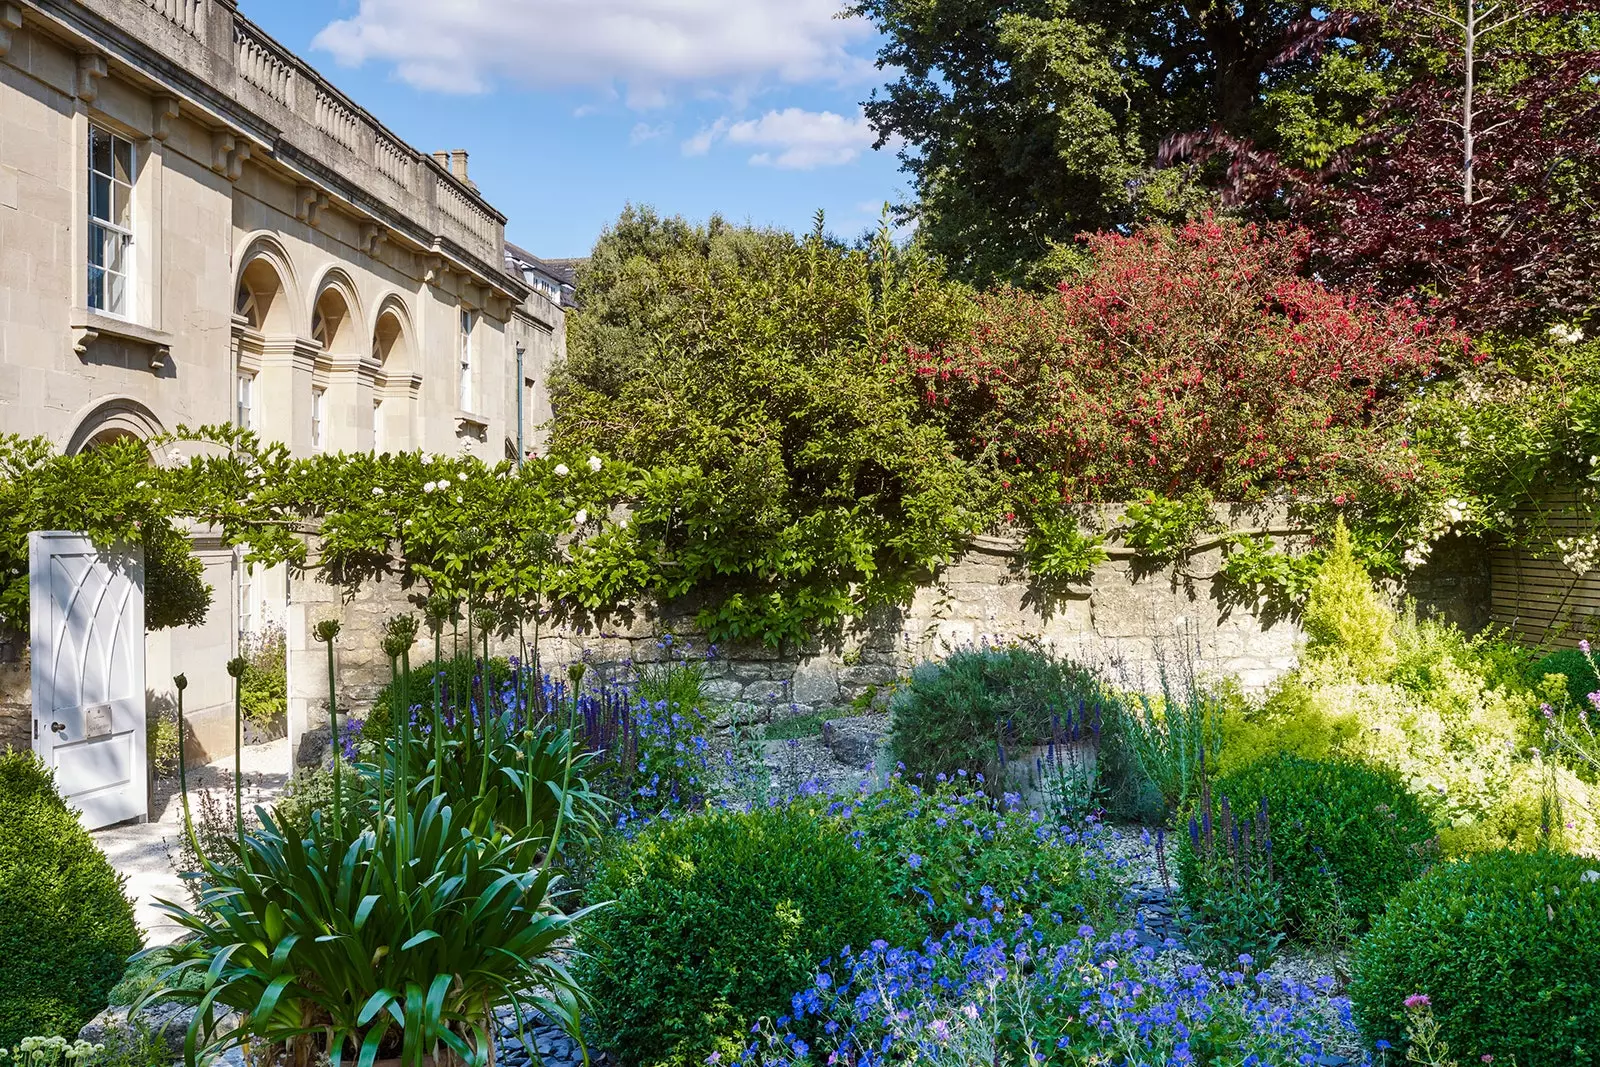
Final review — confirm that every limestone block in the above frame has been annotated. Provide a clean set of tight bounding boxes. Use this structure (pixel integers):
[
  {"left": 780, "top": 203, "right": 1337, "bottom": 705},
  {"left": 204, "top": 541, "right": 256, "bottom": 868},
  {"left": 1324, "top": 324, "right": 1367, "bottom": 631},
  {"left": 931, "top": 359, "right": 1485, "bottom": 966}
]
[{"left": 792, "top": 657, "right": 841, "bottom": 707}]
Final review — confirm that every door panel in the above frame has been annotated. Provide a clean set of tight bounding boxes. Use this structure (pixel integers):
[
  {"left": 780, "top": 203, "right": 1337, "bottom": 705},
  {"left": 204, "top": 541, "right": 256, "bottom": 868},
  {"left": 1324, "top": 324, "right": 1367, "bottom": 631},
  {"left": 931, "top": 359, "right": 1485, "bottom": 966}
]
[{"left": 29, "top": 532, "right": 148, "bottom": 829}]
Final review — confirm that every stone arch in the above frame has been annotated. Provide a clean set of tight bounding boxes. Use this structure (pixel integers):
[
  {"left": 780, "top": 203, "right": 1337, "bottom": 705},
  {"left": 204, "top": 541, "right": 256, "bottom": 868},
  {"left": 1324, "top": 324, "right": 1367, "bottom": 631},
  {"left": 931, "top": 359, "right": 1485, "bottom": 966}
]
[
  {"left": 369, "top": 294, "right": 418, "bottom": 452},
  {"left": 369, "top": 294, "right": 416, "bottom": 376},
  {"left": 309, "top": 268, "right": 365, "bottom": 359},
  {"left": 65, "top": 396, "right": 166, "bottom": 455},
  {"left": 233, "top": 233, "right": 304, "bottom": 336}
]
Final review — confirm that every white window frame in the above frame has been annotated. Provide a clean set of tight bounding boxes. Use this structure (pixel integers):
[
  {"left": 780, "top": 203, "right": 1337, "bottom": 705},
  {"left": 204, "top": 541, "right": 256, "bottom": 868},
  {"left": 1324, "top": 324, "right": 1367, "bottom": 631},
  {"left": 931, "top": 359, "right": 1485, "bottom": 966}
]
[
  {"left": 458, "top": 308, "right": 476, "bottom": 412},
  {"left": 87, "top": 124, "right": 136, "bottom": 319},
  {"left": 236, "top": 374, "right": 254, "bottom": 431},
  {"left": 312, "top": 387, "right": 326, "bottom": 451}
]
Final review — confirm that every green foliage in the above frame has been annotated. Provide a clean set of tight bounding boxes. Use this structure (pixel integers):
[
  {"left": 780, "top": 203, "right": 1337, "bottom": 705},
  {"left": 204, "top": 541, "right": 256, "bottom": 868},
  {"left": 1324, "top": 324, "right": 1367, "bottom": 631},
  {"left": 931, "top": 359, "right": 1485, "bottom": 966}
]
[
  {"left": 632, "top": 652, "right": 716, "bottom": 720},
  {"left": 1182, "top": 756, "right": 1435, "bottom": 946},
  {"left": 0, "top": 752, "right": 142, "bottom": 1047},
  {"left": 763, "top": 711, "right": 829, "bottom": 741},
  {"left": 550, "top": 209, "right": 986, "bottom": 646},
  {"left": 268, "top": 766, "right": 361, "bottom": 844},
  {"left": 0, "top": 435, "right": 211, "bottom": 633},
  {"left": 145, "top": 708, "right": 180, "bottom": 780},
  {"left": 825, "top": 777, "right": 1118, "bottom": 937},
  {"left": 237, "top": 628, "right": 286, "bottom": 728},
  {"left": 1023, "top": 515, "right": 1109, "bottom": 583},
  {"left": 1302, "top": 521, "right": 1395, "bottom": 673},
  {"left": 1109, "top": 653, "right": 1225, "bottom": 817},
  {"left": 1531, "top": 646, "right": 1600, "bottom": 711},
  {"left": 1218, "top": 535, "right": 1321, "bottom": 614},
  {"left": 576, "top": 805, "right": 916, "bottom": 1067},
  {"left": 845, "top": 0, "right": 1387, "bottom": 286},
  {"left": 888, "top": 645, "right": 1114, "bottom": 783},
  {"left": 1351, "top": 850, "right": 1600, "bottom": 1066},
  {"left": 1121, "top": 492, "right": 1219, "bottom": 564},
  {"left": 1174, "top": 780, "right": 1288, "bottom": 964},
  {"left": 1220, "top": 600, "right": 1599, "bottom": 856},
  {"left": 141, "top": 797, "right": 590, "bottom": 1067},
  {"left": 365, "top": 655, "right": 513, "bottom": 743}
]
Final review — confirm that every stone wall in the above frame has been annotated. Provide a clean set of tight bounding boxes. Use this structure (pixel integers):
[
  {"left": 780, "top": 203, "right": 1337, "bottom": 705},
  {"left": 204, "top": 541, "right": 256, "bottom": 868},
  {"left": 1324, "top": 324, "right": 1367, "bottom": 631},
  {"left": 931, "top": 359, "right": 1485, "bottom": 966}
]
[
  {"left": 283, "top": 511, "right": 1492, "bottom": 758},
  {"left": 0, "top": 628, "right": 29, "bottom": 753}
]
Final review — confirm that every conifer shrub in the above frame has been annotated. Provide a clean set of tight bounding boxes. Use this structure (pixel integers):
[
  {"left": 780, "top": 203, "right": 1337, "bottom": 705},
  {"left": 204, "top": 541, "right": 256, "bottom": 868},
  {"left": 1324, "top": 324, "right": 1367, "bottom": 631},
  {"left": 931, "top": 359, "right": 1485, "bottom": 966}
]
[
  {"left": 0, "top": 752, "right": 141, "bottom": 1046},
  {"left": 576, "top": 806, "right": 916, "bottom": 1067},
  {"left": 1351, "top": 850, "right": 1600, "bottom": 1065}
]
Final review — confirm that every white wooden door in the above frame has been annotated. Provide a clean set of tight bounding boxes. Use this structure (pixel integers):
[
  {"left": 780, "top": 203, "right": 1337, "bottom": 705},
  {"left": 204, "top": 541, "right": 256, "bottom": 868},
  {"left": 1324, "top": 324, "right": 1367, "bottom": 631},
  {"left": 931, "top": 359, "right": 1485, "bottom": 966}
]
[{"left": 29, "top": 532, "right": 148, "bottom": 829}]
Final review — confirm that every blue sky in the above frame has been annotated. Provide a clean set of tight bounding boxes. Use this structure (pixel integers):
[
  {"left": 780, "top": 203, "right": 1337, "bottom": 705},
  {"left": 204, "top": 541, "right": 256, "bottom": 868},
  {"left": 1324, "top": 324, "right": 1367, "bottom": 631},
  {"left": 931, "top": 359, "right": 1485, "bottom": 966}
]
[{"left": 242, "top": 1, "right": 913, "bottom": 259}]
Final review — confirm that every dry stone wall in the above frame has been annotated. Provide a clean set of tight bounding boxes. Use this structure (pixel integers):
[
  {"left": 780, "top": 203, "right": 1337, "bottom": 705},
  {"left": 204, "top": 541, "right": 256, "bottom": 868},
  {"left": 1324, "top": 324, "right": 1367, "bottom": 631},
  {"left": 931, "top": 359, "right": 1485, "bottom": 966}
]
[{"left": 282, "top": 513, "right": 1490, "bottom": 760}]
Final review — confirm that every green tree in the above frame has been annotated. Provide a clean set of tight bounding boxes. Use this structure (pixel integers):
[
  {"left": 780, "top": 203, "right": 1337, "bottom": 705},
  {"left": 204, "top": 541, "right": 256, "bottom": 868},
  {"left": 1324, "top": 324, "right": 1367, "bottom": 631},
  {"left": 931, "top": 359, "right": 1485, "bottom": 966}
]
[
  {"left": 551, "top": 210, "right": 986, "bottom": 645},
  {"left": 847, "top": 0, "right": 1395, "bottom": 287},
  {"left": 0, "top": 435, "right": 210, "bottom": 634}
]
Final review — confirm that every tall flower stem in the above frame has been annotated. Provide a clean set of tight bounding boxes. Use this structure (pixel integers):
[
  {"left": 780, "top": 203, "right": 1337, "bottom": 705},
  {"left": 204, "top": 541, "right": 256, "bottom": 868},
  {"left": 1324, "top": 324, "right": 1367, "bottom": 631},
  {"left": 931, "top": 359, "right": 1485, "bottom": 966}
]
[
  {"left": 314, "top": 619, "right": 343, "bottom": 833},
  {"left": 225, "top": 655, "right": 249, "bottom": 845}
]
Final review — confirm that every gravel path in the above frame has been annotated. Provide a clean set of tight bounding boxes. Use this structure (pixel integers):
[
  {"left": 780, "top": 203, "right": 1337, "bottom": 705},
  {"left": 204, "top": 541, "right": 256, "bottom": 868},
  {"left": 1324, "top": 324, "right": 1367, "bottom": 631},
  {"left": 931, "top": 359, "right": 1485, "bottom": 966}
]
[{"left": 93, "top": 739, "right": 291, "bottom": 946}]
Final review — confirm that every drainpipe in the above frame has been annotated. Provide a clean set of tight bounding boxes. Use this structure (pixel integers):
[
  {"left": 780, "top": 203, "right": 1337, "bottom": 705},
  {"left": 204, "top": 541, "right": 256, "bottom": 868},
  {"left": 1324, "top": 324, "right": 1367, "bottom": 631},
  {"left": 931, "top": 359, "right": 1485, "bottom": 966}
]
[{"left": 515, "top": 342, "right": 526, "bottom": 469}]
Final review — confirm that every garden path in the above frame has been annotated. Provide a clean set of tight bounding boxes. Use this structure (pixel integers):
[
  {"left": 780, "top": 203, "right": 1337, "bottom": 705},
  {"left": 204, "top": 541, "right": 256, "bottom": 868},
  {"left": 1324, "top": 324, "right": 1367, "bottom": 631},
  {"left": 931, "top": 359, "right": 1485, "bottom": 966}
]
[{"left": 93, "top": 739, "right": 290, "bottom": 946}]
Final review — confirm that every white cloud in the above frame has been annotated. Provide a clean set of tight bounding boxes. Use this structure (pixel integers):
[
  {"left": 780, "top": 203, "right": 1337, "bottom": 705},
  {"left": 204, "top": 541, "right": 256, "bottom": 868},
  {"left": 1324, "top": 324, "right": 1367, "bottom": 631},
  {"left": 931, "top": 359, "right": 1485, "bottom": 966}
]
[
  {"left": 630, "top": 121, "right": 673, "bottom": 145},
  {"left": 313, "top": 0, "right": 875, "bottom": 101},
  {"left": 687, "top": 108, "right": 876, "bottom": 169}
]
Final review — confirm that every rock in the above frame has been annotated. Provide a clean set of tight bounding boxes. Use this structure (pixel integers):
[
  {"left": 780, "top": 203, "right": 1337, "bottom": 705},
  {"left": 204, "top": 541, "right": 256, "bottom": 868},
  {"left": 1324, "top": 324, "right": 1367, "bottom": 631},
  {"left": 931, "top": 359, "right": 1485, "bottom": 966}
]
[
  {"left": 791, "top": 658, "right": 840, "bottom": 706},
  {"left": 823, "top": 721, "right": 885, "bottom": 769},
  {"left": 80, "top": 1002, "right": 226, "bottom": 1059}
]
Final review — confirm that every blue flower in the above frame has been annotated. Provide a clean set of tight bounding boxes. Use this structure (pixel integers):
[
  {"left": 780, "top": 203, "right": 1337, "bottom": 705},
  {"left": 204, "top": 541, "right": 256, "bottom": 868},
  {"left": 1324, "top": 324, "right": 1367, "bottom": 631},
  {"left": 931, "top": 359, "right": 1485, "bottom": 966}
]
[{"left": 906, "top": 853, "right": 923, "bottom": 870}]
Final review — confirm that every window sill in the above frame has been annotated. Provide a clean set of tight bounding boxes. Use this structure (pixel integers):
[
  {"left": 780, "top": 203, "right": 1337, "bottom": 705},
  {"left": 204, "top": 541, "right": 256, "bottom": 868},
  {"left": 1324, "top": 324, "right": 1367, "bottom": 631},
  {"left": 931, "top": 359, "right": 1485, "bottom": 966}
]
[{"left": 71, "top": 309, "right": 173, "bottom": 370}]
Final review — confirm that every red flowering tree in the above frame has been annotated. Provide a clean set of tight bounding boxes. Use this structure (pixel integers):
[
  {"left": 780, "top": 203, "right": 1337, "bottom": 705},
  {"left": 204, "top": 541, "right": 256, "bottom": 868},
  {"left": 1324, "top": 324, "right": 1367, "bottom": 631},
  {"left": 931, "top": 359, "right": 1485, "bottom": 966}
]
[{"left": 909, "top": 216, "right": 1465, "bottom": 511}]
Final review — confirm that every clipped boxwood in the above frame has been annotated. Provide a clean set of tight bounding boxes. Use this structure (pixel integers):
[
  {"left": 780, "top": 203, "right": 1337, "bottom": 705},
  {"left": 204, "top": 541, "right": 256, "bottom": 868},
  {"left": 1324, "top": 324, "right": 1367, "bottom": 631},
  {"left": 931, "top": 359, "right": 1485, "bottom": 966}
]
[
  {"left": 1351, "top": 850, "right": 1600, "bottom": 1065},
  {"left": 890, "top": 645, "right": 1113, "bottom": 782},
  {"left": 0, "top": 752, "right": 142, "bottom": 1046},
  {"left": 577, "top": 806, "right": 917, "bottom": 1067},
  {"left": 1179, "top": 755, "right": 1435, "bottom": 940}
]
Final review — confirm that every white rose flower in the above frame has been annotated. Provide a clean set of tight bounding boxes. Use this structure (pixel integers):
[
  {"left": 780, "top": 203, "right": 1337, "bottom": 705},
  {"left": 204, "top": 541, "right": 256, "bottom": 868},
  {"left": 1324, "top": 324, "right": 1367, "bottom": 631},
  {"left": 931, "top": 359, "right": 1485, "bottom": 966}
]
[
  {"left": 423, "top": 481, "right": 436, "bottom": 493},
  {"left": 574, "top": 509, "right": 589, "bottom": 526},
  {"left": 587, "top": 456, "right": 603, "bottom": 473},
  {"left": 553, "top": 463, "right": 570, "bottom": 477},
  {"left": 457, "top": 472, "right": 467, "bottom": 483},
  {"left": 372, "top": 487, "right": 385, "bottom": 497}
]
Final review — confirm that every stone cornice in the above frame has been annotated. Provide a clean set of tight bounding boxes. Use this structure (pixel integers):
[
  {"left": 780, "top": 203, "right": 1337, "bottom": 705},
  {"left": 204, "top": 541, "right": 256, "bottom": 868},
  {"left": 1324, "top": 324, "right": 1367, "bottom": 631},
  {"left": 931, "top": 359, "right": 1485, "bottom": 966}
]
[{"left": 10, "top": 0, "right": 527, "bottom": 302}]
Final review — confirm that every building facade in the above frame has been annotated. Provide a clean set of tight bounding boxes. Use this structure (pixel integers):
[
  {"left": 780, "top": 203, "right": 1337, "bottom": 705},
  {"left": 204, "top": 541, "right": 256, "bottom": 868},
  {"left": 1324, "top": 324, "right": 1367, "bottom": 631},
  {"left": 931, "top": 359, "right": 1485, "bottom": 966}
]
[{"left": 0, "top": 0, "right": 563, "bottom": 754}]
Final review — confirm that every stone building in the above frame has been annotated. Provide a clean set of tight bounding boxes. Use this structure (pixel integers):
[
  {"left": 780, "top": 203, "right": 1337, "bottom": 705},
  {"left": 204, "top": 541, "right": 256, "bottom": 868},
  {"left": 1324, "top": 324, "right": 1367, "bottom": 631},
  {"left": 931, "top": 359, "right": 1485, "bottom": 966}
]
[{"left": 0, "top": 0, "right": 565, "bottom": 754}]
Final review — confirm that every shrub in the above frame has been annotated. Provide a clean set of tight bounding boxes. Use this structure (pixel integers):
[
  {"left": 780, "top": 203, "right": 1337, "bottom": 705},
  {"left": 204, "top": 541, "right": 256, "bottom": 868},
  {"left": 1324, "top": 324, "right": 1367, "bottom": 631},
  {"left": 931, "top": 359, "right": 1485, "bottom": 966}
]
[
  {"left": 824, "top": 776, "right": 1118, "bottom": 937},
  {"left": 889, "top": 645, "right": 1113, "bottom": 784},
  {"left": 1530, "top": 646, "right": 1600, "bottom": 711},
  {"left": 1350, "top": 850, "right": 1600, "bottom": 1065},
  {"left": 577, "top": 806, "right": 916, "bottom": 1067},
  {"left": 237, "top": 628, "right": 287, "bottom": 728},
  {"left": 1217, "top": 549, "right": 1597, "bottom": 855},
  {"left": 1302, "top": 521, "right": 1395, "bottom": 675},
  {"left": 363, "top": 654, "right": 512, "bottom": 743},
  {"left": 1180, "top": 756, "right": 1435, "bottom": 946},
  {"left": 0, "top": 752, "right": 142, "bottom": 1047}
]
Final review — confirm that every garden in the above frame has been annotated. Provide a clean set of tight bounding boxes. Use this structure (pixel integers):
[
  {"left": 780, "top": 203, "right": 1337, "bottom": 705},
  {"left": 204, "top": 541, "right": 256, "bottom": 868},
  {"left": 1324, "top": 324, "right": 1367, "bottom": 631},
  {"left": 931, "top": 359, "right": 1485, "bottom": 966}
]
[{"left": 4, "top": 0, "right": 1600, "bottom": 1064}]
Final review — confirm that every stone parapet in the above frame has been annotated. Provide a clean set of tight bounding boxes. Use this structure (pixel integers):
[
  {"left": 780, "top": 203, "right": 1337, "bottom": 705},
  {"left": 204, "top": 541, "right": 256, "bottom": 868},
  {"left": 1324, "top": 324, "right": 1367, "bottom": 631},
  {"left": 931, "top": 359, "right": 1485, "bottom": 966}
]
[{"left": 18, "top": 0, "right": 517, "bottom": 298}]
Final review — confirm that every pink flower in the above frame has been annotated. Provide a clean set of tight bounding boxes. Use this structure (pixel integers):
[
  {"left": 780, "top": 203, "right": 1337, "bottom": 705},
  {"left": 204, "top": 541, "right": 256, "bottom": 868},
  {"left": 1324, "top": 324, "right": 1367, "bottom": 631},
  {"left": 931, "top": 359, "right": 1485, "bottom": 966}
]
[
  {"left": 1582, "top": 640, "right": 1592, "bottom": 654},
  {"left": 1404, "top": 994, "right": 1431, "bottom": 1010}
]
